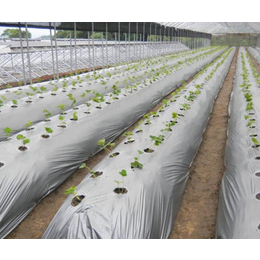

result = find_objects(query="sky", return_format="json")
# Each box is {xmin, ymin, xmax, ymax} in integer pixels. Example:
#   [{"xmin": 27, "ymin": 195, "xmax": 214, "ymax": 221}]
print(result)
[{"xmin": 0, "ymin": 27, "xmax": 53, "ymax": 38}]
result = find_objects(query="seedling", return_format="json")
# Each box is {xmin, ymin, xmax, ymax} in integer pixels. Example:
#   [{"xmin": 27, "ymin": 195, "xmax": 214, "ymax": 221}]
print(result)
[
  {"xmin": 150, "ymin": 135, "xmax": 165, "ymax": 146},
  {"xmin": 163, "ymin": 99, "xmax": 169, "ymax": 107},
  {"xmin": 136, "ymin": 120, "xmax": 143, "ymax": 133},
  {"xmin": 25, "ymin": 121, "xmax": 33, "ymax": 127},
  {"xmin": 143, "ymin": 114, "xmax": 151, "ymax": 125},
  {"xmin": 4, "ymin": 127, "xmax": 13, "ymax": 138},
  {"xmin": 170, "ymin": 111, "xmax": 178, "ymax": 120},
  {"xmin": 43, "ymin": 109, "xmax": 52, "ymax": 119},
  {"xmin": 114, "ymin": 169, "xmax": 128, "ymax": 193},
  {"xmin": 150, "ymin": 111, "xmax": 159, "ymax": 118},
  {"xmin": 122, "ymin": 131, "xmax": 133, "ymax": 141},
  {"xmin": 180, "ymin": 103, "xmax": 191, "ymax": 111},
  {"xmin": 97, "ymin": 138, "xmax": 115, "ymax": 156},
  {"xmin": 131, "ymin": 150, "xmax": 144, "ymax": 169},
  {"xmin": 64, "ymin": 186, "xmax": 82, "ymax": 203},
  {"xmin": 57, "ymin": 104, "xmax": 65, "ymax": 114},
  {"xmin": 45, "ymin": 127, "xmax": 53, "ymax": 134},
  {"xmin": 252, "ymin": 137, "xmax": 259, "ymax": 146},
  {"xmin": 12, "ymin": 100, "xmax": 18, "ymax": 107},
  {"xmin": 16, "ymin": 134, "xmax": 30, "ymax": 151},
  {"xmin": 72, "ymin": 112, "xmax": 78, "ymax": 121}
]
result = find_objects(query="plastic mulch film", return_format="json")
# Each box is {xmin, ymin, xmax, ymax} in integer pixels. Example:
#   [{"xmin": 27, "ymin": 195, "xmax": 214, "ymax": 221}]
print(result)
[
  {"xmin": 0, "ymin": 47, "xmax": 224, "ymax": 141},
  {"xmin": 0, "ymin": 46, "xmax": 218, "ymax": 105},
  {"xmin": 0, "ymin": 47, "xmax": 229, "ymax": 239},
  {"xmin": 216, "ymin": 47, "xmax": 260, "ymax": 239},
  {"xmin": 42, "ymin": 48, "xmax": 235, "ymax": 239},
  {"xmin": 248, "ymin": 47, "xmax": 260, "ymax": 66}
]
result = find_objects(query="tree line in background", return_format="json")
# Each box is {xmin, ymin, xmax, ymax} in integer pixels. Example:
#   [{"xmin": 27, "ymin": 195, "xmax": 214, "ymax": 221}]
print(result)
[{"xmin": 1, "ymin": 29, "xmax": 32, "ymax": 39}]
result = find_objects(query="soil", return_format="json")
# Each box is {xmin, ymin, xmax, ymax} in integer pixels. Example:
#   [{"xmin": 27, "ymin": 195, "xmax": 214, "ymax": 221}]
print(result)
[
  {"xmin": 18, "ymin": 146, "xmax": 28, "ymax": 151},
  {"xmin": 6, "ymin": 50, "xmax": 232, "ymax": 239},
  {"xmin": 114, "ymin": 188, "xmax": 128, "ymax": 194},
  {"xmin": 169, "ymin": 48, "xmax": 238, "ymax": 239},
  {"xmin": 71, "ymin": 195, "xmax": 85, "ymax": 207}
]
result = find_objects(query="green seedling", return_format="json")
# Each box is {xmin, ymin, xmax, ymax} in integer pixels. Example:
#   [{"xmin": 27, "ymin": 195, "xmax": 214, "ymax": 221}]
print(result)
[
  {"xmin": 6, "ymin": 84, "xmax": 12, "ymax": 89},
  {"xmin": 43, "ymin": 109, "xmax": 52, "ymax": 118},
  {"xmin": 172, "ymin": 112, "xmax": 179, "ymax": 119},
  {"xmin": 30, "ymin": 86, "xmax": 38, "ymax": 92},
  {"xmin": 52, "ymin": 86, "xmax": 58, "ymax": 92},
  {"xmin": 4, "ymin": 127, "xmax": 13, "ymax": 137},
  {"xmin": 180, "ymin": 103, "xmax": 191, "ymax": 111},
  {"xmin": 64, "ymin": 186, "xmax": 82, "ymax": 202},
  {"xmin": 0, "ymin": 100, "xmax": 3, "ymax": 107},
  {"xmin": 252, "ymin": 137, "xmax": 259, "ymax": 145},
  {"xmin": 12, "ymin": 99, "xmax": 18, "ymax": 106},
  {"xmin": 246, "ymin": 102, "xmax": 254, "ymax": 111},
  {"xmin": 143, "ymin": 114, "xmax": 151, "ymax": 125},
  {"xmin": 79, "ymin": 163, "xmax": 97, "ymax": 177},
  {"xmin": 40, "ymin": 86, "xmax": 47, "ymax": 92},
  {"xmin": 163, "ymin": 99, "xmax": 169, "ymax": 107},
  {"xmin": 131, "ymin": 151, "xmax": 144, "ymax": 169},
  {"xmin": 122, "ymin": 131, "xmax": 133, "ymax": 141},
  {"xmin": 244, "ymin": 115, "xmax": 250, "ymax": 120},
  {"xmin": 115, "ymin": 169, "xmax": 127, "ymax": 188},
  {"xmin": 17, "ymin": 134, "xmax": 30, "ymax": 146},
  {"xmin": 72, "ymin": 112, "xmax": 78, "ymax": 121},
  {"xmin": 150, "ymin": 135, "xmax": 165, "ymax": 146},
  {"xmin": 1, "ymin": 95, "xmax": 7, "ymax": 101},
  {"xmin": 97, "ymin": 138, "xmax": 115, "ymax": 156},
  {"xmin": 25, "ymin": 121, "xmax": 33, "ymax": 128},
  {"xmin": 72, "ymin": 80, "xmax": 77, "ymax": 87},
  {"xmin": 45, "ymin": 127, "xmax": 53, "ymax": 134},
  {"xmin": 57, "ymin": 104, "xmax": 65, "ymax": 114}
]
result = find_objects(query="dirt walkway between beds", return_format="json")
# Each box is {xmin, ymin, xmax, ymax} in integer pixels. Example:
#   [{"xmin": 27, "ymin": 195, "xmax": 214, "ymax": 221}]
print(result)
[{"xmin": 169, "ymin": 47, "xmax": 238, "ymax": 239}]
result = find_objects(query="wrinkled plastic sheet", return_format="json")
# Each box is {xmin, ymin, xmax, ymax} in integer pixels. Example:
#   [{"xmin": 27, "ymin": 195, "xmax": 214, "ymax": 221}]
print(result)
[
  {"xmin": 216, "ymin": 47, "xmax": 260, "ymax": 238},
  {"xmin": 0, "ymin": 47, "xmax": 223, "ymax": 141},
  {"xmin": 0, "ymin": 47, "xmax": 228, "ymax": 238},
  {"xmin": 42, "ymin": 48, "xmax": 235, "ymax": 239},
  {"xmin": 248, "ymin": 47, "xmax": 260, "ymax": 65}
]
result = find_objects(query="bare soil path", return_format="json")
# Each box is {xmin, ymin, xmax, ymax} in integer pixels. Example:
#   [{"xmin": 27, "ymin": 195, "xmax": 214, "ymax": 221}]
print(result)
[{"xmin": 169, "ymin": 48, "xmax": 238, "ymax": 239}]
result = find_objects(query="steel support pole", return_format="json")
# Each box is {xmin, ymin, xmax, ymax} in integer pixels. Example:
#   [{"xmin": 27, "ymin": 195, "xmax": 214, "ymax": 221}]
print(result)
[
  {"xmin": 128, "ymin": 22, "xmax": 131, "ymax": 61},
  {"xmin": 53, "ymin": 22, "xmax": 59, "ymax": 80},
  {"xmin": 106, "ymin": 23, "xmax": 108, "ymax": 67},
  {"xmin": 49, "ymin": 23, "xmax": 56, "ymax": 80},
  {"xmin": 118, "ymin": 22, "xmax": 120, "ymax": 64},
  {"xmin": 92, "ymin": 22, "xmax": 95, "ymax": 71},
  {"xmin": 69, "ymin": 31, "xmax": 73, "ymax": 73},
  {"xmin": 101, "ymin": 32, "xmax": 104, "ymax": 68},
  {"xmin": 74, "ymin": 22, "xmax": 78, "ymax": 75},
  {"xmin": 25, "ymin": 22, "xmax": 32, "ymax": 84},
  {"xmin": 18, "ymin": 24, "xmax": 27, "ymax": 86}
]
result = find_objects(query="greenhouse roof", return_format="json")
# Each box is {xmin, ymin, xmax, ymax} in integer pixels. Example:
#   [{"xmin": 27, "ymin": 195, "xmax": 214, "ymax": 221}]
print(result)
[{"xmin": 159, "ymin": 22, "xmax": 260, "ymax": 34}]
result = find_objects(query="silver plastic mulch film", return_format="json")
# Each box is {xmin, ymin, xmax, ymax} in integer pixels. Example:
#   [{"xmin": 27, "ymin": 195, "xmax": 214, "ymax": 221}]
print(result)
[
  {"xmin": 42, "ymin": 48, "xmax": 235, "ymax": 239},
  {"xmin": 0, "ymin": 47, "xmax": 223, "ymax": 141},
  {"xmin": 216, "ymin": 47, "xmax": 260, "ymax": 238},
  {"xmin": 0, "ymin": 47, "xmax": 227, "ymax": 239}
]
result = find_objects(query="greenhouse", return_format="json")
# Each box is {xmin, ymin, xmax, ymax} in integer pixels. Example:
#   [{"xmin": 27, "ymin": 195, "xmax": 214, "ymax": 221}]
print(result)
[{"xmin": 2, "ymin": 18, "xmax": 260, "ymax": 244}]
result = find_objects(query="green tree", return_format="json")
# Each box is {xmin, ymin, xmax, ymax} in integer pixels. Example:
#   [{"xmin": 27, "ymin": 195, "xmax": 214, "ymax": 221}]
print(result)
[{"xmin": 1, "ymin": 29, "xmax": 32, "ymax": 39}]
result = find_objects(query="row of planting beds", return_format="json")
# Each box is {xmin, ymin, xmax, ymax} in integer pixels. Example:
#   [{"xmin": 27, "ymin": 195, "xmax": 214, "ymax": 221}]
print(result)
[
  {"xmin": 42, "ymin": 47, "xmax": 235, "ymax": 239},
  {"xmin": 216, "ymin": 47, "xmax": 260, "ymax": 238},
  {"xmin": 0, "ymin": 46, "xmax": 223, "ymax": 141},
  {"xmin": 0, "ymin": 46, "xmax": 227, "ymax": 238}
]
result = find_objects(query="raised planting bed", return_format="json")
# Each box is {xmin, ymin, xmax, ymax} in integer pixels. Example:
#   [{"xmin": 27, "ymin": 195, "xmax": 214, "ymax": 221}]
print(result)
[
  {"xmin": 41, "ymin": 48, "xmax": 235, "ymax": 239},
  {"xmin": 216, "ymin": 47, "xmax": 260, "ymax": 238},
  {"xmin": 0, "ymin": 47, "xmax": 225, "ymax": 141},
  {"xmin": 0, "ymin": 46, "xmax": 217, "ymax": 105},
  {"xmin": 0, "ymin": 47, "xmax": 228, "ymax": 238}
]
